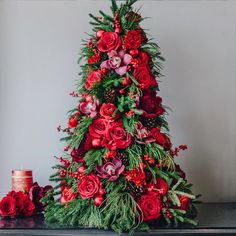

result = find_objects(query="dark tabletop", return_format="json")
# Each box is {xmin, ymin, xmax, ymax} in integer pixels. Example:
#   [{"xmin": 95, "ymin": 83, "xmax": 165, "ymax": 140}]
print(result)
[{"xmin": 0, "ymin": 203, "xmax": 236, "ymax": 235}]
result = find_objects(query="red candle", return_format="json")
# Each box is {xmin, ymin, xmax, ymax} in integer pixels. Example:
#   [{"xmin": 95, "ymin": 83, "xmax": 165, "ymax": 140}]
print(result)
[{"xmin": 12, "ymin": 169, "xmax": 33, "ymax": 192}]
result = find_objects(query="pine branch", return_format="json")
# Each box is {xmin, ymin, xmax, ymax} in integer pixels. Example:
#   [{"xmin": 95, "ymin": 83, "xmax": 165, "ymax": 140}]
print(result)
[{"xmin": 111, "ymin": 0, "xmax": 118, "ymax": 15}]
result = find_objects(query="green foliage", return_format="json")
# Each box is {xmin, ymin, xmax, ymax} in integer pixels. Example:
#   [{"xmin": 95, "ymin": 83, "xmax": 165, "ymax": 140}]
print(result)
[
  {"xmin": 84, "ymin": 148, "xmax": 106, "ymax": 174},
  {"xmin": 101, "ymin": 192, "xmax": 143, "ymax": 233},
  {"xmin": 68, "ymin": 117, "xmax": 93, "ymax": 149},
  {"xmin": 126, "ymin": 143, "xmax": 143, "ymax": 169}
]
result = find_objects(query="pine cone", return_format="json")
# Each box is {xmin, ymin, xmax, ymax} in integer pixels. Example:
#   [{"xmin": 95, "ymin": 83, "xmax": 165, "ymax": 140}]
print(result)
[
  {"xmin": 116, "ymin": 150, "xmax": 129, "ymax": 166},
  {"xmin": 127, "ymin": 184, "xmax": 144, "ymax": 199},
  {"xmin": 142, "ymin": 117, "xmax": 158, "ymax": 130},
  {"xmin": 103, "ymin": 88, "xmax": 116, "ymax": 103}
]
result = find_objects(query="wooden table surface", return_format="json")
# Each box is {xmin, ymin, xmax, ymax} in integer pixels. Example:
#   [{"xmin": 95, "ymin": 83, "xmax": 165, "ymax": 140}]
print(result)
[{"xmin": 0, "ymin": 202, "xmax": 236, "ymax": 235}]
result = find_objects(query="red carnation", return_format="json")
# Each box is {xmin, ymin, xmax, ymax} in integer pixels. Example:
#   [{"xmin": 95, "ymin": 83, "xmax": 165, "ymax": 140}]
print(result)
[
  {"xmin": 60, "ymin": 187, "xmax": 77, "ymax": 203},
  {"xmin": 126, "ymin": 167, "xmax": 146, "ymax": 187},
  {"xmin": 99, "ymin": 103, "xmax": 119, "ymax": 120},
  {"xmin": 78, "ymin": 174, "xmax": 102, "ymax": 199},
  {"xmin": 85, "ymin": 70, "xmax": 102, "ymax": 91},
  {"xmin": 98, "ymin": 32, "xmax": 121, "ymax": 52},
  {"xmin": 138, "ymin": 194, "xmax": 161, "ymax": 221},
  {"xmin": 134, "ymin": 64, "xmax": 152, "ymax": 89},
  {"xmin": 0, "ymin": 196, "xmax": 16, "ymax": 217},
  {"xmin": 124, "ymin": 30, "xmax": 142, "ymax": 49},
  {"xmin": 139, "ymin": 90, "xmax": 165, "ymax": 118}
]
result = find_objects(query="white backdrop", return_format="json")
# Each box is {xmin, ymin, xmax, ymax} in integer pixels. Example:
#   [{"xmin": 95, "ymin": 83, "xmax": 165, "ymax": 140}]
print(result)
[{"xmin": 0, "ymin": 0, "xmax": 236, "ymax": 202}]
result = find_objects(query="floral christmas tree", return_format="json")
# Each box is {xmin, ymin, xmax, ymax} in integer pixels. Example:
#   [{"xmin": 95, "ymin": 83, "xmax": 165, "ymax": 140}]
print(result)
[{"xmin": 43, "ymin": 0, "xmax": 200, "ymax": 233}]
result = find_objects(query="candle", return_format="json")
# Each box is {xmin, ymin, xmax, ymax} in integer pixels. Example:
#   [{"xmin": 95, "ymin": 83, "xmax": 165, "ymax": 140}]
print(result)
[{"xmin": 12, "ymin": 169, "xmax": 33, "ymax": 192}]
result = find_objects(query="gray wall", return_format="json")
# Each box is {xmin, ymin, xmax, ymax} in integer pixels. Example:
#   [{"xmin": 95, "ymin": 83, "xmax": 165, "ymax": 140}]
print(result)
[{"xmin": 0, "ymin": 0, "xmax": 236, "ymax": 202}]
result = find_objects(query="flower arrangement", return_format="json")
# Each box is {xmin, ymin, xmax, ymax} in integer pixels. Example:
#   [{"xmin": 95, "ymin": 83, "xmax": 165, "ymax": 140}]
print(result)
[{"xmin": 43, "ymin": 0, "xmax": 200, "ymax": 234}]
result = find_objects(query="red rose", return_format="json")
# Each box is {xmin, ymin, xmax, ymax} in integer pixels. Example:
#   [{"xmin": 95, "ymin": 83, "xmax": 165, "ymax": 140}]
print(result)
[
  {"xmin": 139, "ymin": 90, "xmax": 165, "ymax": 118},
  {"xmin": 99, "ymin": 103, "xmax": 119, "ymax": 120},
  {"xmin": 134, "ymin": 64, "xmax": 152, "ymax": 89},
  {"xmin": 106, "ymin": 121, "xmax": 132, "ymax": 150},
  {"xmin": 0, "ymin": 196, "xmax": 16, "ymax": 217},
  {"xmin": 89, "ymin": 118, "xmax": 109, "ymax": 139},
  {"xmin": 14, "ymin": 192, "xmax": 28, "ymax": 211},
  {"xmin": 85, "ymin": 70, "xmax": 102, "ymax": 90},
  {"xmin": 138, "ymin": 51, "xmax": 151, "ymax": 65},
  {"xmin": 151, "ymin": 127, "xmax": 166, "ymax": 147},
  {"xmin": 124, "ymin": 30, "xmax": 142, "ymax": 49},
  {"xmin": 147, "ymin": 178, "xmax": 168, "ymax": 196},
  {"xmin": 98, "ymin": 32, "xmax": 121, "ymax": 52},
  {"xmin": 21, "ymin": 199, "xmax": 35, "ymax": 217},
  {"xmin": 138, "ymin": 194, "xmax": 161, "ymax": 221},
  {"xmin": 60, "ymin": 187, "xmax": 77, "ymax": 203},
  {"xmin": 78, "ymin": 174, "xmax": 101, "ymax": 199},
  {"xmin": 178, "ymin": 195, "xmax": 190, "ymax": 210}
]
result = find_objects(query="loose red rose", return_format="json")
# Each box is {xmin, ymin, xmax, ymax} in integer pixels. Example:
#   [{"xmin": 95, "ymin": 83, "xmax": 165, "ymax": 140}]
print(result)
[
  {"xmin": 14, "ymin": 192, "xmax": 28, "ymax": 211},
  {"xmin": 78, "ymin": 174, "xmax": 102, "ymax": 199},
  {"xmin": 60, "ymin": 187, "xmax": 77, "ymax": 203},
  {"xmin": 134, "ymin": 64, "xmax": 152, "ymax": 89},
  {"xmin": 106, "ymin": 121, "xmax": 132, "ymax": 150},
  {"xmin": 0, "ymin": 196, "xmax": 16, "ymax": 217},
  {"xmin": 124, "ymin": 30, "xmax": 142, "ymax": 49},
  {"xmin": 138, "ymin": 194, "xmax": 161, "ymax": 221},
  {"xmin": 85, "ymin": 70, "xmax": 102, "ymax": 90},
  {"xmin": 98, "ymin": 32, "xmax": 121, "ymax": 52},
  {"xmin": 21, "ymin": 199, "xmax": 35, "ymax": 217},
  {"xmin": 139, "ymin": 90, "xmax": 165, "ymax": 118},
  {"xmin": 99, "ymin": 103, "xmax": 119, "ymax": 120}
]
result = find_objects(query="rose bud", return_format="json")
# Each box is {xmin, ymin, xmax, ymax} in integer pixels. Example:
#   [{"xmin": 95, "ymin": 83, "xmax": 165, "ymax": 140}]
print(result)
[
  {"xmin": 98, "ymin": 188, "xmax": 105, "ymax": 196},
  {"xmin": 78, "ymin": 166, "xmax": 86, "ymax": 174},
  {"xmin": 96, "ymin": 29, "xmax": 105, "ymax": 38},
  {"xmin": 94, "ymin": 196, "xmax": 104, "ymax": 207},
  {"xmin": 68, "ymin": 117, "xmax": 78, "ymax": 129},
  {"xmin": 129, "ymin": 49, "xmax": 139, "ymax": 57},
  {"xmin": 92, "ymin": 138, "xmax": 102, "ymax": 147},
  {"xmin": 119, "ymin": 89, "xmax": 125, "ymax": 94},
  {"xmin": 122, "ymin": 77, "xmax": 131, "ymax": 86}
]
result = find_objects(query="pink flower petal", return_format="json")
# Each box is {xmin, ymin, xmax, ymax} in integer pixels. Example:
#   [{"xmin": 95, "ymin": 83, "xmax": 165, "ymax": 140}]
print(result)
[
  {"xmin": 118, "ymin": 49, "xmax": 125, "ymax": 58},
  {"xmin": 101, "ymin": 60, "xmax": 110, "ymax": 69},
  {"xmin": 115, "ymin": 66, "xmax": 127, "ymax": 76},
  {"xmin": 123, "ymin": 54, "xmax": 132, "ymax": 65},
  {"xmin": 108, "ymin": 50, "xmax": 117, "ymax": 58}
]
